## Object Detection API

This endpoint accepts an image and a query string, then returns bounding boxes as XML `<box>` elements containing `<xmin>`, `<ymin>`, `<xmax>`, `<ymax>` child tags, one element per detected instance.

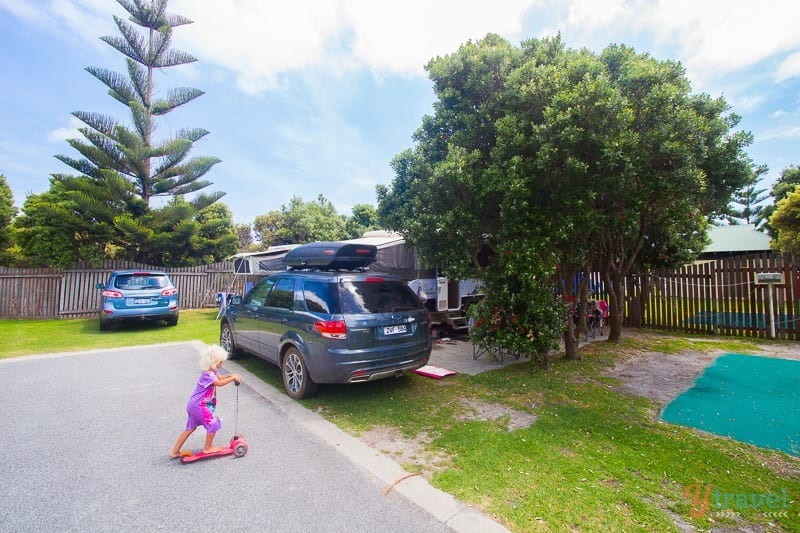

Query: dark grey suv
<box><xmin>219</xmin><ymin>242</ymin><xmax>431</xmax><ymax>399</ymax></box>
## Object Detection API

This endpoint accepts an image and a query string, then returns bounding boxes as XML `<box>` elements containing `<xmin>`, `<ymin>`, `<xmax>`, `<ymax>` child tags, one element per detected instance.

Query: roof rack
<box><xmin>285</xmin><ymin>242</ymin><xmax>377</xmax><ymax>271</ymax></box>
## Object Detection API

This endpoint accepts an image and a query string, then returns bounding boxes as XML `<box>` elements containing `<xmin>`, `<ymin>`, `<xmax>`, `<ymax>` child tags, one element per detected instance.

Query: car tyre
<box><xmin>282</xmin><ymin>347</ymin><xmax>318</xmax><ymax>400</ymax></box>
<box><xmin>220</xmin><ymin>322</ymin><xmax>243</xmax><ymax>359</ymax></box>
<box><xmin>99</xmin><ymin>319</ymin><xmax>110</xmax><ymax>331</ymax></box>
<box><xmin>165</xmin><ymin>315</ymin><xmax>178</xmax><ymax>326</ymax></box>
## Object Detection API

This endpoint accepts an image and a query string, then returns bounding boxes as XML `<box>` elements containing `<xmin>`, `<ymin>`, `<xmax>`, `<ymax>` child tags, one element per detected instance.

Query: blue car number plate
<box><xmin>383</xmin><ymin>325</ymin><xmax>407</xmax><ymax>335</ymax></box>
<box><xmin>133</xmin><ymin>298</ymin><xmax>151</xmax><ymax>304</ymax></box>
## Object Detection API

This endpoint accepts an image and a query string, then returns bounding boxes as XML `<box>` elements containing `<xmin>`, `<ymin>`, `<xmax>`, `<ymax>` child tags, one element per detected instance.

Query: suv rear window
<box><xmin>113</xmin><ymin>273</ymin><xmax>168</xmax><ymax>290</ymax></box>
<box><xmin>340</xmin><ymin>280</ymin><xmax>423</xmax><ymax>314</ymax></box>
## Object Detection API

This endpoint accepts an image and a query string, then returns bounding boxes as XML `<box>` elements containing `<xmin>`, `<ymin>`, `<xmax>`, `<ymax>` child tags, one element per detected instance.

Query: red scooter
<box><xmin>182</xmin><ymin>382</ymin><xmax>248</xmax><ymax>463</ymax></box>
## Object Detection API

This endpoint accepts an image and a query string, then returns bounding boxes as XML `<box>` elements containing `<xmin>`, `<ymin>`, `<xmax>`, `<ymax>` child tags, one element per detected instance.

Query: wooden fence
<box><xmin>624</xmin><ymin>253</ymin><xmax>800</xmax><ymax>340</ymax></box>
<box><xmin>0</xmin><ymin>261</ymin><xmax>251</xmax><ymax>319</ymax></box>
<box><xmin>2</xmin><ymin>254</ymin><xmax>799</xmax><ymax>341</ymax></box>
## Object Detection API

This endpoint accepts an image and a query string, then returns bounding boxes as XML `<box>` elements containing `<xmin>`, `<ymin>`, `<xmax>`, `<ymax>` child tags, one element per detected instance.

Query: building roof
<box><xmin>703</xmin><ymin>224</ymin><xmax>772</xmax><ymax>254</ymax></box>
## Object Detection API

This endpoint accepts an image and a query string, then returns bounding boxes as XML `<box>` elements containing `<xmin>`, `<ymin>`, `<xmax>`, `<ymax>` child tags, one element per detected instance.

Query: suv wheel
<box><xmin>220</xmin><ymin>322</ymin><xmax>242</xmax><ymax>359</ymax></box>
<box><xmin>282</xmin><ymin>347</ymin><xmax>318</xmax><ymax>399</ymax></box>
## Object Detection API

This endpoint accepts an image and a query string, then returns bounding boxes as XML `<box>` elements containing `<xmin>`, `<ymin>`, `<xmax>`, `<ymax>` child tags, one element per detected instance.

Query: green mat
<box><xmin>661</xmin><ymin>354</ymin><xmax>800</xmax><ymax>457</ymax></box>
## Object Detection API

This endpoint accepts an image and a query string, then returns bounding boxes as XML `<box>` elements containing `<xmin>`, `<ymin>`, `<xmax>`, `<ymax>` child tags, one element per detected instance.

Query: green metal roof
<box><xmin>703</xmin><ymin>224</ymin><xmax>772</xmax><ymax>253</ymax></box>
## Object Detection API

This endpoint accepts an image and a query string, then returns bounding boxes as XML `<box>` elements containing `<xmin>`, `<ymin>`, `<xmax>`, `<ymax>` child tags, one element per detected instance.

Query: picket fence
<box><xmin>623</xmin><ymin>253</ymin><xmax>800</xmax><ymax>341</ymax></box>
<box><xmin>2</xmin><ymin>254</ymin><xmax>798</xmax><ymax>341</ymax></box>
<box><xmin>0</xmin><ymin>260</ymin><xmax>250</xmax><ymax>319</ymax></box>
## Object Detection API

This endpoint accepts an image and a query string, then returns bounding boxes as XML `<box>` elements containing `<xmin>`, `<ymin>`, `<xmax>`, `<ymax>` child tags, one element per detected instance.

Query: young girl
<box><xmin>170</xmin><ymin>345</ymin><xmax>242</xmax><ymax>458</ymax></box>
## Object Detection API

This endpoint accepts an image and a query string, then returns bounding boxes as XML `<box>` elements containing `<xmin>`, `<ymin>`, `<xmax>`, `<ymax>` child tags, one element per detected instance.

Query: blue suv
<box><xmin>96</xmin><ymin>270</ymin><xmax>179</xmax><ymax>331</ymax></box>
<box><xmin>219</xmin><ymin>242</ymin><xmax>431</xmax><ymax>399</ymax></box>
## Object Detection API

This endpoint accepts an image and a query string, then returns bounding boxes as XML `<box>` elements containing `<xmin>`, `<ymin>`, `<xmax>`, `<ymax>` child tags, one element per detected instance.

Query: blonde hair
<box><xmin>199</xmin><ymin>344</ymin><xmax>229</xmax><ymax>370</ymax></box>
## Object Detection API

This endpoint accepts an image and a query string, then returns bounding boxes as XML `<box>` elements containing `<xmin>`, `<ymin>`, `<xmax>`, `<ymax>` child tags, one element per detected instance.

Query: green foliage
<box><xmin>113</xmin><ymin>195</ymin><xmax>237</xmax><ymax>266</ymax></box>
<box><xmin>345</xmin><ymin>203</ymin><xmax>379</xmax><ymax>238</ymax></box>
<box><xmin>253</xmin><ymin>195</ymin><xmax>348</xmax><ymax>246</ymax></box>
<box><xmin>769</xmin><ymin>185</ymin><xmax>800</xmax><ymax>256</ymax></box>
<box><xmin>379</xmin><ymin>34</ymin><xmax>754</xmax><ymax>351</ymax></box>
<box><xmin>468</xmin><ymin>246</ymin><xmax>563</xmax><ymax>364</ymax></box>
<box><xmin>726</xmin><ymin>164</ymin><xmax>769</xmax><ymax>228</ymax></box>
<box><xmin>12</xmin><ymin>173</ymin><xmax>133</xmax><ymax>267</ymax></box>
<box><xmin>0</xmin><ymin>174</ymin><xmax>17</xmax><ymax>265</ymax></box>
<box><xmin>762</xmin><ymin>164</ymin><xmax>800</xmax><ymax>237</ymax></box>
<box><xmin>234</xmin><ymin>223</ymin><xmax>254</xmax><ymax>250</ymax></box>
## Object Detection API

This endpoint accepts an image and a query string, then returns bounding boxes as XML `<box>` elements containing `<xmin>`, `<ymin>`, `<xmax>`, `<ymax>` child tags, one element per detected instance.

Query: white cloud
<box><xmin>560</xmin><ymin>0</ymin><xmax>800</xmax><ymax>84</ymax></box>
<box><xmin>341</xmin><ymin>0</ymin><xmax>532</xmax><ymax>75</ymax></box>
<box><xmin>170</xmin><ymin>0</ymin><xmax>345</xmax><ymax>94</ymax></box>
<box><xmin>757</xmin><ymin>124</ymin><xmax>800</xmax><ymax>141</ymax></box>
<box><xmin>46</xmin><ymin>116</ymin><xmax>84</xmax><ymax>143</ymax></box>
<box><xmin>776</xmin><ymin>51</ymin><xmax>800</xmax><ymax>82</ymax></box>
<box><xmin>169</xmin><ymin>0</ymin><xmax>535</xmax><ymax>92</ymax></box>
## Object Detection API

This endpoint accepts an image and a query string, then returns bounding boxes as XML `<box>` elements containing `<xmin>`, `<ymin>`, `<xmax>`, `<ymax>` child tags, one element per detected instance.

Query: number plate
<box><xmin>383</xmin><ymin>325</ymin><xmax>407</xmax><ymax>335</ymax></box>
<box><xmin>133</xmin><ymin>298</ymin><xmax>151</xmax><ymax>305</ymax></box>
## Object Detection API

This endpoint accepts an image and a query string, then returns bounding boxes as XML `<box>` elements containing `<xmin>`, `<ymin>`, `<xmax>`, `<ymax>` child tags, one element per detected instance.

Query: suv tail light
<box><xmin>102</xmin><ymin>289</ymin><xmax>124</xmax><ymax>298</ymax></box>
<box><xmin>161</xmin><ymin>288</ymin><xmax>178</xmax><ymax>296</ymax></box>
<box><xmin>314</xmin><ymin>320</ymin><xmax>347</xmax><ymax>339</ymax></box>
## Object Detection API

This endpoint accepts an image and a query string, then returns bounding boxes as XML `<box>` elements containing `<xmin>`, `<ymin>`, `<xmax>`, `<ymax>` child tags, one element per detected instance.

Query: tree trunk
<box><xmin>603</xmin><ymin>269</ymin><xmax>625</xmax><ymax>342</ymax></box>
<box><xmin>563</xmin><ymin>325</ymin><xmax>580</xmax><ymax>360</ymax></box>
<box><xmin>560</xmin><ymin>267</ymin><xmax>584</xmax><ymax>360</ymax></box>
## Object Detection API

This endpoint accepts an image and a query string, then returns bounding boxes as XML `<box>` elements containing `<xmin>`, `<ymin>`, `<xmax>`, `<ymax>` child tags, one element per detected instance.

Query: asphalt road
<box><xmin>0</xmin><ymin>342</ymin><xmax>453</xmax><ymax>532</ymax></box>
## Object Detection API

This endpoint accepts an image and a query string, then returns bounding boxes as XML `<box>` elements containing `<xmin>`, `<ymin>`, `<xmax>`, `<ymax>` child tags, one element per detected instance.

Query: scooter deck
<box><xmin>181</xmin><ymin>446</ymin><xmax>235</xmax><ymax>463</ymax></box>
<box><xmin>180</xmin><ymin>436</ymin><xmax>248</xmax><ymax>464</ymax></box>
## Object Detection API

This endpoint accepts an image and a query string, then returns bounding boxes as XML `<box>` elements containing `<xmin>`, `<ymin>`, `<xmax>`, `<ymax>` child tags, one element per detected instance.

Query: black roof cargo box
<box><xmin>285</xmin><ymin>242</ymin><xmax>377</xmax><ymax>270</ymax></box>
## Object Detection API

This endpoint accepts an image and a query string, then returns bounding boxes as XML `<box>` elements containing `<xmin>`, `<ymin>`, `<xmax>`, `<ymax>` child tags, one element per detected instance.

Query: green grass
<box><xmin>0</xmin><ymin>309</ymin><xmax>220</xmax><ymax>358</ymax></box>
<box><xmin>2</xmin><ymin>314</ymin><xmax>798</xmax><ymax>531</ymax></box>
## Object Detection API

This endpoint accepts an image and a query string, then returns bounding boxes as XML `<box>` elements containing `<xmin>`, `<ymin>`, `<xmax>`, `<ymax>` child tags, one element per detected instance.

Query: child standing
<box><xmin>170</xmin><ymin>345</ymin><xmax>241</xmax><ymax>458</ymax></box>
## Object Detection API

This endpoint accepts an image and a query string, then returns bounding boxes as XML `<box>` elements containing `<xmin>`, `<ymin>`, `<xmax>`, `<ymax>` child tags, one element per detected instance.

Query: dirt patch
<box><xmin>359</xmin><ymin>399</ymin><xmax>536</xmax><ymax>479</ymax></box>
<box><xmin>456</xmin><ymin>398</ymin><xmax>537</xmax><ymax>431</ymax></box>
<box><xmin>607</xmin><ymin>350</ymin><xmax>720</xmax><ymax>407</ymax></box>
<box><xmin>359</xmin><ymin>426</ymin><xmax>451</xmax><ymax>479</ymax></box>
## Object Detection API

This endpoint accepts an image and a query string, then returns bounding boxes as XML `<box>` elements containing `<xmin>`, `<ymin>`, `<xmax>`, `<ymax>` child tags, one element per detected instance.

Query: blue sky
<box><xmin>1</xmin><ymin>1</ymin><xmax>799</xmax><ymax>225</ymax></box>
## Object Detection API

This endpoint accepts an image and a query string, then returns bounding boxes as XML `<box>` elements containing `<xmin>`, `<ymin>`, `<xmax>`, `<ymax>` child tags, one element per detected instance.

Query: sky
<box><xmin>1</xmin><ymin>1</ymin><xmax>799</xmax><ymax>225</ymax></box>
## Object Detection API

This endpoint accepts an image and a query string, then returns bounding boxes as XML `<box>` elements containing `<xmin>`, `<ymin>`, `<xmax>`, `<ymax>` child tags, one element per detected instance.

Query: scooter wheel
<box><xmin>234</xmin><ymin>443</ymin><xmax>248</xmax><ymax>457</ymax></box>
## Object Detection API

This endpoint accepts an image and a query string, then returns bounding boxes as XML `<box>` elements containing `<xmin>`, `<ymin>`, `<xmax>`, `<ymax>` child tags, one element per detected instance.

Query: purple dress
<box><xmin>185</xmin><ymin>370</ymin><xmax>222</xmax><ymax>433</ymax></box>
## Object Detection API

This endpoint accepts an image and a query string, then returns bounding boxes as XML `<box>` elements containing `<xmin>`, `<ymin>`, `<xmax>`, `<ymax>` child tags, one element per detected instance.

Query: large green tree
<box><xmin>769</xmin><ymin>165</ymin><xmax>800</xmax><ymax>254</ymax></box>
<box><xmin>14</xmin><ymin>0</ymin><xmax>233</xmax><ymax>267</ymax></box>
<box><xmin>726</xmin><ymin>164</ymin><xmax>769</xmax><ymax>227</ymax></box>
<box><xmin>345</xmin><ymin>203</ymin><xmax>379</xmax><ymax>238</ymax></box>
<box><xmin>762</xmin><ymin>164</ymin><xmax>800</xmax><ymax>237</ymax></box>
<box><xmin>253</xmin><ymin>195</ymin><xmax>348</xmax><ymax>247</ymax></box>
<box><xmin>378</xmin><ymin>34</ymin><xmax>753</xmax><ymax>359</ymax></box>
<box><xmin>0</xmin><ymin>174</ymin><xmax>18</xmax><ymax>265</ymax></box>
<box><xmin>58</xmin><ymin>0</ymin><xmax>221</xmax><ymax>205</ymax></box>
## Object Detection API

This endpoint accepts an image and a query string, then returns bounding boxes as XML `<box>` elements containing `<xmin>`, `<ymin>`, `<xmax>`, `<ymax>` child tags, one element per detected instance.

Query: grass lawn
<box><xmin>0</xmin><ymin>309</ymin><xmax>220</xmax><ymax>358</ymax></box>
<box><xmin>2</xmin><ymin>314</ymin><xmax>798</xmax><ymax>531</ymax></box>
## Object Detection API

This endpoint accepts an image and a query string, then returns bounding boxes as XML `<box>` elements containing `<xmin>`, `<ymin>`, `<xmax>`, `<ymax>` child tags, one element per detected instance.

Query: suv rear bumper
<box><xmin>346</xmin><ymin>358</ymin><xmax>429</xmax><ymax>383</ymax></box>
<box><xmin>307</xmin><ymin>344</ymin><xmax>431</xmax><ymax>384</ymax></box>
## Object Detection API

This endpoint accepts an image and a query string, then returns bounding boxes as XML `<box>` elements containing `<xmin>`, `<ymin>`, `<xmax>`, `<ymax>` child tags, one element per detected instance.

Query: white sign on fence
<box><xmin>754</xmin><ymin>272</ymin><xmax>784</xmax><ymax>285</ymax></box>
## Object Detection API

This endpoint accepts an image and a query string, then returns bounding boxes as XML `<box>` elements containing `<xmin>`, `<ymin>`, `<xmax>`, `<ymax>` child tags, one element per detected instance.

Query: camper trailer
<box><xmin>345</xmin><ymin>232</ymin><xmax>485</xmax><ymax>333</ymax></box>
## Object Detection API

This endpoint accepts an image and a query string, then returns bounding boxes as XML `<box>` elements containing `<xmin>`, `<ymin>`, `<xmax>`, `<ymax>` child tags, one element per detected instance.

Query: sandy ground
<box><xmin>606</xmin><ymin>331</ymin><xmax>800</xmax><ymax>408</ymax></box>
